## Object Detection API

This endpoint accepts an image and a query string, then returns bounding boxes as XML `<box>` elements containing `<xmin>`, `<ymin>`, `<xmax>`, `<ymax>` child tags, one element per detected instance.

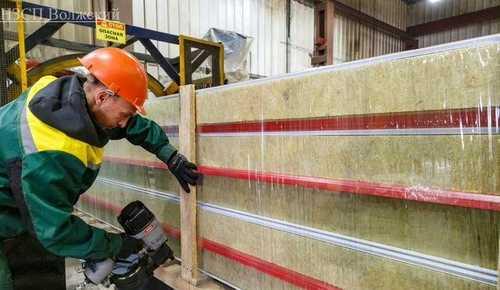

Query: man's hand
<box><xmin>167</xmin><ymin>153</ymin><xmax>201</xmax><ymax>193</ymax></box>
<box><xmin>83</xmin><ymin>258</ymin><xmax>114</xmax><ymax>285</ymax></box>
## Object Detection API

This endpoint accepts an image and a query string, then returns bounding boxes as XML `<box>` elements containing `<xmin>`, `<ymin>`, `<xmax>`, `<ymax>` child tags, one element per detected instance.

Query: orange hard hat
<box><xmin>79</xmin><ymin>47</ymin><xmax>148</xmax><ymax>115</ymax></box>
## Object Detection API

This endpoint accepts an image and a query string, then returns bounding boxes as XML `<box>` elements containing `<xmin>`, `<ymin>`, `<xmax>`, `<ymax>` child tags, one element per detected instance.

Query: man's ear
<box><xmin>94</xmin><ymin>91</ymin><xmax>107</xmax><ymax>106</ymax></box>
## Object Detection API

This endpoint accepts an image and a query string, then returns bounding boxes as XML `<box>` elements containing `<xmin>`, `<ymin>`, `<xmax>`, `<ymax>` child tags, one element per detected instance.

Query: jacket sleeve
<box><xmin>20</xmin><ymin>151</ymin><xmax>122</xmax><ymax>260</ymax></box>
<box><xmin>107</xmin><ymin>115</ymin><xmax>177</xmax><ymax>163</ymax></box>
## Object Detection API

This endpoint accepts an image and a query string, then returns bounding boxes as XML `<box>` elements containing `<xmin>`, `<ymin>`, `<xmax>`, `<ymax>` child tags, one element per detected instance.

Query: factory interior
<box><xmin>0</xmin><ymin>0</ymin><xmax>499</xmax><ymax>289</ymax></box>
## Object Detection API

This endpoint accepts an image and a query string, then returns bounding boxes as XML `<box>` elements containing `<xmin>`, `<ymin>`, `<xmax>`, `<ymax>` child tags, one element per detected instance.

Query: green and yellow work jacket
<box><xmin>0</xmin><ymin>75</ymin><xmax>177</xmax><ymax>260</ymax></box>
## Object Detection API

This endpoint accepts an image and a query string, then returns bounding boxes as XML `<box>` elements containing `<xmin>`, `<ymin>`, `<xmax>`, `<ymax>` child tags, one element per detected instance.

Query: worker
<box><xmin>0</xmin><ymin>47</ymin><xmax>200</xmax><ymax>289</ymax></box>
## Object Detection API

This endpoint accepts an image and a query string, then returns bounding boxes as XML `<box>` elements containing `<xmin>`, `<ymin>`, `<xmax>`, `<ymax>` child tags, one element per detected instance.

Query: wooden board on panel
<box><xmin>179</xmin><ymin>84</ymin><xmax>202</xmax><ymax>284</ymax></box>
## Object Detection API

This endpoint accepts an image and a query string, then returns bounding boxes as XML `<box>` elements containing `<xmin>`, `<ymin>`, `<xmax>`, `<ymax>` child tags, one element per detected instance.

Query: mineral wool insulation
<box><xmin>80</xmin><ymin>35</ymin><xmax>500</xmax><ymax>290</ymax></box>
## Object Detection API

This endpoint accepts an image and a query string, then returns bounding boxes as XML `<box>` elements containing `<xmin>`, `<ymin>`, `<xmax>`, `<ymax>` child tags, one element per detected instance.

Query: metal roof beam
<box><xmin>408</xmin><ymin>5</ymin><xmax>500</xmax><ymax>36</ymax></box>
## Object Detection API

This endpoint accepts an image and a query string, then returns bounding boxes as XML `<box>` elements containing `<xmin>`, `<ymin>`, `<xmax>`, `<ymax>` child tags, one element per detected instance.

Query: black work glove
<box><xmin>116</xmin><ymin>234</ymin><xmax>143</xmax><ymax>260</ymax></box>
<box><xmin>167</xmin><ymin>153</ymin><xmax>201</xmax><ymax>193</ymax></box>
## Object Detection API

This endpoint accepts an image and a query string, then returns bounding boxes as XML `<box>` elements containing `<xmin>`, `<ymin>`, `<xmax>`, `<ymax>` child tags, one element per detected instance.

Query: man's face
<box><xmin>93</xmin><ymin>89</ymin><xmax>137</xmax><ymax>129</ymax></box>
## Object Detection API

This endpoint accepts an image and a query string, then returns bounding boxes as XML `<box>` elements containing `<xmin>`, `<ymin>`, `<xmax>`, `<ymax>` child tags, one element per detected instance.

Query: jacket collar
<box><xmin>28</xmin><ymin>75</ymin><xmax>109</xmax><ymax>147</ymax></box>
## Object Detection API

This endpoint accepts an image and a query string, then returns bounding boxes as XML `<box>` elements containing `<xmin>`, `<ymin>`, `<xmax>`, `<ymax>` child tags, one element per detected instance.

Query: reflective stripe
<box><xmin>19</xmin><ymin>76</ymin><xmax>57</xmax><ymax>155</ymax></box>
<box><xmin>26</xmin><ymin>108</ymin><xmax>104</xmax><ymax>168</ymax></box>
<box><xmin>20</xmin><ymin>101</ymin><xmax>36</xmax><ymax>155</ymax></box>
<box><xmin>20</xmin><ymin>76</ymin><xmax>103</xmax><ymax>169</ymax></box>
<box><xmin>88</xmin><ymin>163</ymin><xmax>101</xmax><ymax>170</ymax></box>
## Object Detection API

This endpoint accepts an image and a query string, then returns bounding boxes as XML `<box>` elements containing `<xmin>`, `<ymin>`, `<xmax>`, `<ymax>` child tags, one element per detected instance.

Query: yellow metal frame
<box><xmin>179</xmin><ymin>36</ymin><xmax>185</xmax><ymax>85</ymax></box>
<box><xmin>179</xmin><ymin>35</ymin><xmax>186</xmax><ymax>86</ymax></box>
<box><xmin>179</xmin><ymin>35</ymin><xmax>225</xmax><ymax>86</ymax></box>
<box><xmin>16</xmin><ymin>0</ymin><xmax>28</xmax><ymax>91</ymax></box>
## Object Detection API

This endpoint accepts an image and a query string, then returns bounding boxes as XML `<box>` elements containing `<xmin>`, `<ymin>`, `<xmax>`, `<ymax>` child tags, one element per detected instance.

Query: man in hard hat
<box><xmin>0</xmin><ymin>47</ymin><xmax>200</xmax><ymax>289</ymax></box>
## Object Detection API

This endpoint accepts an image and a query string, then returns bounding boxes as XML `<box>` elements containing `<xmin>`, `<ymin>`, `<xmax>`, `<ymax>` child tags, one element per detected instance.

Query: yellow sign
<box><xmin>95</xmin><ymin>19</ymin><xmax>126</xmax><ymax>44</ymax></box>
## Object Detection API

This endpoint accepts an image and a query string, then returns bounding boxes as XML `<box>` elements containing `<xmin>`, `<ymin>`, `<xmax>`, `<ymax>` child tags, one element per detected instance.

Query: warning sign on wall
<box><xmin>96</xmin><ymin>19</ymin><xmax>126</xmax><ymax>44</ymax></box>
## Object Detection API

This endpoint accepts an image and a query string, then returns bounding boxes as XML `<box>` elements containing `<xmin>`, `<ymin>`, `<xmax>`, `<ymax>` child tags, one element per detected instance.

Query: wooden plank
<box><xmin>155</xmin><ymin>264</ymin><xmax>223</xmax><ymax>290</ymax></box>
<box><xmin>179</xmin><ymin>84</ymin><xmax>201</xmax><ymax>285</ymax></box>
<box><xmin>498</xmin><ymin>210</ymin><xmax>500</xmax><ymax>290</ymax></box>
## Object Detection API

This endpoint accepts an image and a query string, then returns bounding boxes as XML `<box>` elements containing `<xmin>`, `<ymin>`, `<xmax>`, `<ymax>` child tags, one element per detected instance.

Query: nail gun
<box><xmin>82</xmin><ymin>200</ymin><xmax>175</xmax><ymax>290</ymax></box>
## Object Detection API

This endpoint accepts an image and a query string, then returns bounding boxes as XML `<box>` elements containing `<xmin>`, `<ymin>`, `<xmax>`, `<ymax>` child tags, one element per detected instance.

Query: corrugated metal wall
<box><xmin>408</xmin><ymin>0</ymin><xmax>500</xmax><ymax>48</ymax></box>
<box><xmin>337</xmin><ymin>0</ymin><xmax>407</xmax><ymax>29</ymax></box>
<box><xmin>132</xmin><ymin>0</ymin><xmax>314</xmax><ymax>79</ymax></box>
<box><xmin>288</xmin><ymin>1</ymin><xmax>315</xmax><ymax>73</ymax></box>
<box><xmin>333</xmin><ymin>0</ymin><xmax>407</xmax><ymax>63</ymax></box>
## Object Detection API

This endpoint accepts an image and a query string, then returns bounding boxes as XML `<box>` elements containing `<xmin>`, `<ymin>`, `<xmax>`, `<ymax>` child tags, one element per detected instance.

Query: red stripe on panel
<box><xmin>198</xmin><ymin>107</ymin><xmax>497</xmax><ymax>133</ymax></box>
<box><xmin>103</xmin><ymin>157</ymin><xmax>500</xmax><ymax>211</ymax></box>
<box><xmin>202</xmin><ymin>239</ymin><xmax>341</xmax><ymax>290</ymax></box>
<box><xmin>198</xmin><ymin>166</ymin><xmax>500</xmax><ymax>211</ymax></box>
